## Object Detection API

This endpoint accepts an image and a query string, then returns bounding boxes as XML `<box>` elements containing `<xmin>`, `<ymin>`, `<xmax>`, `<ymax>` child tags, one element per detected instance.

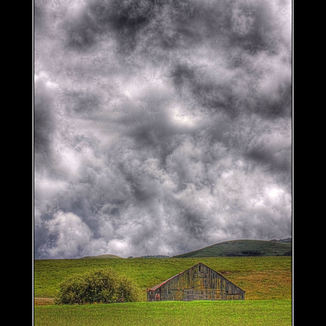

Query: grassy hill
<box><xmin>34</xmin><ymin>256</ymin><xmax>291</xmax><ymax>301</ymax></box>
<box><xmin>173</xmin><ymin>240</ymin><xmax>291</xmax><ymax>258</ymax></box>
<box><xmin>81</xmin><ymin>254</ymin><xmax>122</xmax><ymax>259</ymax></box>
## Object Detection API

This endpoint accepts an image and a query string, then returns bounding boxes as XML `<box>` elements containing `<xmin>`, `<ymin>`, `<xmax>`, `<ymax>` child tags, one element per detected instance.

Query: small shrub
<box><xmin>55</xmin><ymin>269</ymin><xmax>140</xmax><ymax>304</ymax></box>
<box><xmin>115</xmin><ymin>277</ymin><xmax>140</xmax><ymax>303</ymax></box>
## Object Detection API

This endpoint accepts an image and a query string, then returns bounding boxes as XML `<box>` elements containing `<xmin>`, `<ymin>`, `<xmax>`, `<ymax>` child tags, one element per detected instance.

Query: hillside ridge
<box><xmin>173</xmin><ymin>239</ymin><xmax>291</xmax><ymax>258</ymax></box>
<box><xmin>80</xmin><ymin>254</ymin><xmax>122</xmax><ymax>259</ymax></box>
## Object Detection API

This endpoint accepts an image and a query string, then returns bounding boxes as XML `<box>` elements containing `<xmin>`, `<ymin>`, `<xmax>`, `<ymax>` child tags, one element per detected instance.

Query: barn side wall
<box><xmin>147</xmin><ymin>264</ymin><xmax>244</xmax><ymax>301</ymax></box>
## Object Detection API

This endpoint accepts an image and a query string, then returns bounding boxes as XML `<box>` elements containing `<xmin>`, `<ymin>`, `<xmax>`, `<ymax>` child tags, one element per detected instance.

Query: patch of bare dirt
<box><xmin>34</xmin><ymin>297</ymin><xmax>55</xmax><ymax>306</ymax></box>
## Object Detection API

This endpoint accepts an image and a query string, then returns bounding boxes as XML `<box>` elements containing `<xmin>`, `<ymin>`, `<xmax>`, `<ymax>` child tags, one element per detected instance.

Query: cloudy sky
<box><xmin>34</xmin><ymin>0</ymin><xmax>292</xmax><ymax>259</ymax></box>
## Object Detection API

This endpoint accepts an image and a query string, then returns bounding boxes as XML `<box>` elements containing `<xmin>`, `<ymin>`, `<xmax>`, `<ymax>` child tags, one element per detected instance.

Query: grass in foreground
<box><xmin>35</xmin><ymin>299</ymin><xmax>291</xmax><ymax>326</ymax></box>
<box><xmin>34</xmin><ymin>256</ymin><xmax>291</xmax><ymax>301</ymax></box>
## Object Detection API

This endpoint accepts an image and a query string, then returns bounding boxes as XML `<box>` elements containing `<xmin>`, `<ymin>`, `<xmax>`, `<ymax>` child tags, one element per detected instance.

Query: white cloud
<box><xmin>42</xmin><ymin>211</ymin><xmax>93</xmax><ymax>258</ymax></box>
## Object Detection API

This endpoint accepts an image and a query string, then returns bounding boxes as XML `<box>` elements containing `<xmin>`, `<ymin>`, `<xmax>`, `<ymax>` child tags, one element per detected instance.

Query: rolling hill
<box><xmin>173</xmin><ymin>239</ymin><xmax>291</xmax><ymax>258</ymax></box>
<box><xmin>34</xmin><ymin>256</ymin><xmax>291</xmax><ymax>301</ymax></box>
<box><xmin>81</xmin><ymin>254</ymin><xmax>122</xmax><ymax>259</ymax></box>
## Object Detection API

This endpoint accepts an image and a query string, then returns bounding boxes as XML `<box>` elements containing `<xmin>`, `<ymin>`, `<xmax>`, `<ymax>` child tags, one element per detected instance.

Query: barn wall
<box><xmin>147</xmin><ymin>264</ymin><xmax>244</xmax><ymax>301</ymax></box>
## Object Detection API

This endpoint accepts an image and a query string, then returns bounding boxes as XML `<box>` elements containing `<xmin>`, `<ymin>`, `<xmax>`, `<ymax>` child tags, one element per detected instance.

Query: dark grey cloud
<box><xmin>64</xmin><ymin>90</ymin><xmax>101</xmax><ymax>116</ymax></box>
<box><xmin>246</xmin><ymin>145</ymin><xmax>291</xmax><ymax>174</ymax></box>
<box><xmin>34</xmin><ymin>83</ymin><xmax>54</xmax><ymax>155</ymax></box>
<box><xmin>61</xmin><ymin>0</ymin><xmax>285</xmax><ymax>55</ymax></box>
<box><xmin>171</xmin><ymin>64</ymin><xmax>241</xmax><ymax>118</ymax></box>
<box><xmin>34</xmin><ymin>76</ymin><xmax>60</xmax><ymax>173</ymax></box>
<box><xmin>62</xmin><ymin>0</ymin><xmax>157</xmax><ymax>52</ymax></box>
<box><xmin>34</xmin><ymin>0</ymin><xmax>292</xmax><ymax>258</ymax></box>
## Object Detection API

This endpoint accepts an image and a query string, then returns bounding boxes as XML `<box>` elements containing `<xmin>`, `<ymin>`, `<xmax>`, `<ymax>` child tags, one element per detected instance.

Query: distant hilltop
<box><xmin>79</xmin><ymin>238</ymin><xmax>292</xmax><ymax>259</ymax></box>
<box><xmin>270</xmin><ymin>238</ymin><xmax>292</xmax><ymax>243</ymax></box>
<box><xmin>173</xmin><ymin>239</ymin><xmax>292</xmax><ymax>258</ymax></box>
<box><xmin>138</xmin><ymin>255</ymin><xmax>170</xmax><ymax>259</ymax></box>
<box><xmin>80</xmin><ymin>254</ymin><xmax>122</xmax><ymax>259</ymax></box>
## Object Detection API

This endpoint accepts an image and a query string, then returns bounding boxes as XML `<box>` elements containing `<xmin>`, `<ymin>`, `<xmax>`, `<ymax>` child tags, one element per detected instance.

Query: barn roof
<box><xmin>147</xmin><ymin>262</ymin><xmax>245</xmax><ymax>292</ymax></box>
<box><xmin>148</xmin><ymin>270</ymin><xmax>186</xmax><ymax>291</ymax></box>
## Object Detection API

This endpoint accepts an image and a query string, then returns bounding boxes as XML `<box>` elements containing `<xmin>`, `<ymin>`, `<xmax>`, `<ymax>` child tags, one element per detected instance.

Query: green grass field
<box><xmin>34</xmin><ymin>257</ymin><xmax>292</xmax><ymax>325</ymax></box>
<box><xmin>35</xmin><ymin>299</ymin><xmax>291</xmax><ymax>326</ymax></box>
<box><xmin>34</xmin><ymin>256</ymin><xmax>291</xmax><ymax>301</ymax></box>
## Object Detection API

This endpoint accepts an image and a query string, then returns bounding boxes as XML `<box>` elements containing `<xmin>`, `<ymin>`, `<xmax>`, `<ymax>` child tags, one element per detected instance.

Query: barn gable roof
<box><xmin>147</xmin><ymin>262</ymin><xmax>245</xmax><ymax>292</ymax></box>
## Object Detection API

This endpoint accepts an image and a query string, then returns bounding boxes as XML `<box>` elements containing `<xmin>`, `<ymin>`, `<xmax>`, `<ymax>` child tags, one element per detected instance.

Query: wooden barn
<box><xmin>147</xmin><ymin>262</ymin><xmax>245</xmax><ymax>301</ymax></box>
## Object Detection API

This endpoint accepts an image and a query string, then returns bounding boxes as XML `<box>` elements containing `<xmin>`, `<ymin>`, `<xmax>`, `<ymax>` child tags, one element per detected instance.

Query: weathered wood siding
<box><xmin>147</xmin><ymin>263</ymin><xmax>244</xmax><ymax>301</ymax></box>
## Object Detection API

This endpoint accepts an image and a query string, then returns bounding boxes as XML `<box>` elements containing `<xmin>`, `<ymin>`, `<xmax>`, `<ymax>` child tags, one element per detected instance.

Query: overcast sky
<box><xmin>34</xmin><ymin>0</ymin><xmax>292</xmax><ymax>259</ymax></box>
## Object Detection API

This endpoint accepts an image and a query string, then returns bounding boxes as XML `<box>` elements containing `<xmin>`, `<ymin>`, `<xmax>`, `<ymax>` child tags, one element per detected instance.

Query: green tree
<box><xmin>55</xmin><ymin>269</ymin><xmax>140</xmax><ymax>304</ymax></box>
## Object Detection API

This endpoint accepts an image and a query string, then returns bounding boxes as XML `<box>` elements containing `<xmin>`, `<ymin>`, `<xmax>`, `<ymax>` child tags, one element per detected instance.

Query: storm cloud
<box><xmin>34</xmin><ymin>0</ymin><xmax>292</xmax><ymax>259</ymax></box>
